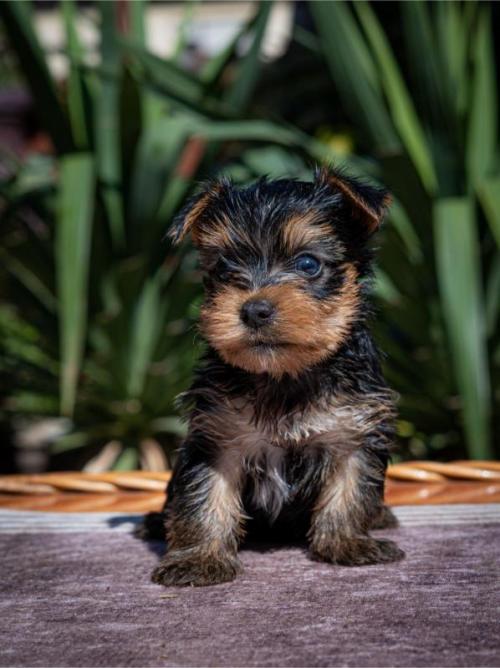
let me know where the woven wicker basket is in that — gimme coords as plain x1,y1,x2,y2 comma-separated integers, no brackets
0,461,499,512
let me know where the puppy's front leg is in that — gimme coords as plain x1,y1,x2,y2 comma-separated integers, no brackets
152,441,244,587
308,449,404,566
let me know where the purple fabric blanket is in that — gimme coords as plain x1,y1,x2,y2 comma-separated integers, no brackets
0,505,499,667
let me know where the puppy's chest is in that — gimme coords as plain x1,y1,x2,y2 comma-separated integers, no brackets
215,394,369,454
209,396,369,520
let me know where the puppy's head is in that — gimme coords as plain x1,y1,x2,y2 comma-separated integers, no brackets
169,168,391,378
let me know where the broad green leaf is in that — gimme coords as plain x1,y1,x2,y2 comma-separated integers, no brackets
435,1,468,117
401,2,447,123
62,0,89,148
150,416,188,437
129,0,146,46
241,146,309,180
51,431,90,454
433,197,492,458
466,6,497,186
311,1,398,153
486,253,500,338
56,153,95,416
387,199,423,264
128,116,192,242
477,177,500,249
126,274,166,399
95,3,125,248
6,393,59,415
224,1,273,114
0,1,73,154
121,38,223,114
113,446,139,470
355,1,438,194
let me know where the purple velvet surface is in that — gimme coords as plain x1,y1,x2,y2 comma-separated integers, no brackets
0,523,499,667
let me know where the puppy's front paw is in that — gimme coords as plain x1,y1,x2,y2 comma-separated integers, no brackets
151,551,242,587
371,505,399,530
311,536,405,566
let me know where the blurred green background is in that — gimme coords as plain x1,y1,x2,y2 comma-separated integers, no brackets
0,0,499,474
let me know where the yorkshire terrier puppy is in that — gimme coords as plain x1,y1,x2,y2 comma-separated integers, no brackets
147,167,404,587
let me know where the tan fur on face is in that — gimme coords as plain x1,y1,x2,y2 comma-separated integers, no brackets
197,213,257,252
201,265,360,378
281,212,332,255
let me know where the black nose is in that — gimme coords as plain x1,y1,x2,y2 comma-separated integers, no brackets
240,299,276,328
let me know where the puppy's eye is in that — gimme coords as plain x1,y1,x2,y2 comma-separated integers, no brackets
294,254,322,277
214,258,236,282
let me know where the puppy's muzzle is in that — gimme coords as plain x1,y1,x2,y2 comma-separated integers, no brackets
240,299,276,329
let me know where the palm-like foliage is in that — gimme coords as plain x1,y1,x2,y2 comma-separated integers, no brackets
309,1,499,459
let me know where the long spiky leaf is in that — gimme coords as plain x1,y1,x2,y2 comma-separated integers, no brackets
56,154,95,416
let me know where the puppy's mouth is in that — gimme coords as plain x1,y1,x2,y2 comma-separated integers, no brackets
247,340,294,351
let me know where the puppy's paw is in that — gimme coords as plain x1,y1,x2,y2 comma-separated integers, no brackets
151,551,242,587
134,512,165,541
311,537,405,566
370,505,399,530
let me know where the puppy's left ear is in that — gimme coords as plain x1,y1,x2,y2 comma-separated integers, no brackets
168,179,227,245
316,167,392,236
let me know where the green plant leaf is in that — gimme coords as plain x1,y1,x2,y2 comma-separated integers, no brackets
401,2,446,122
172,0,200,62
62,0,89,149
387,199,423,264
486,253,500,338
56,153,95,416
224,1,273,114
435,0,468,118
310,0,399,153
129,0,146,46
466,6,497,186
113,445,139,470
200,10,257,87
477,177,500,249
355,1,438,194
0,1,73,154
0,249,57,313
126,273,166,399
121,38,223,115
95,3,125,249
128,116,192,244
150,416,187,437
433,197,492,458
373,268,402,305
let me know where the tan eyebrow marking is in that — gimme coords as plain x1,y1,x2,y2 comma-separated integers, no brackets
281,211,331,253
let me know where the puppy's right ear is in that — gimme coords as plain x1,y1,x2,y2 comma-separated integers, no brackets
315,166,391,237
168,180,227,245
